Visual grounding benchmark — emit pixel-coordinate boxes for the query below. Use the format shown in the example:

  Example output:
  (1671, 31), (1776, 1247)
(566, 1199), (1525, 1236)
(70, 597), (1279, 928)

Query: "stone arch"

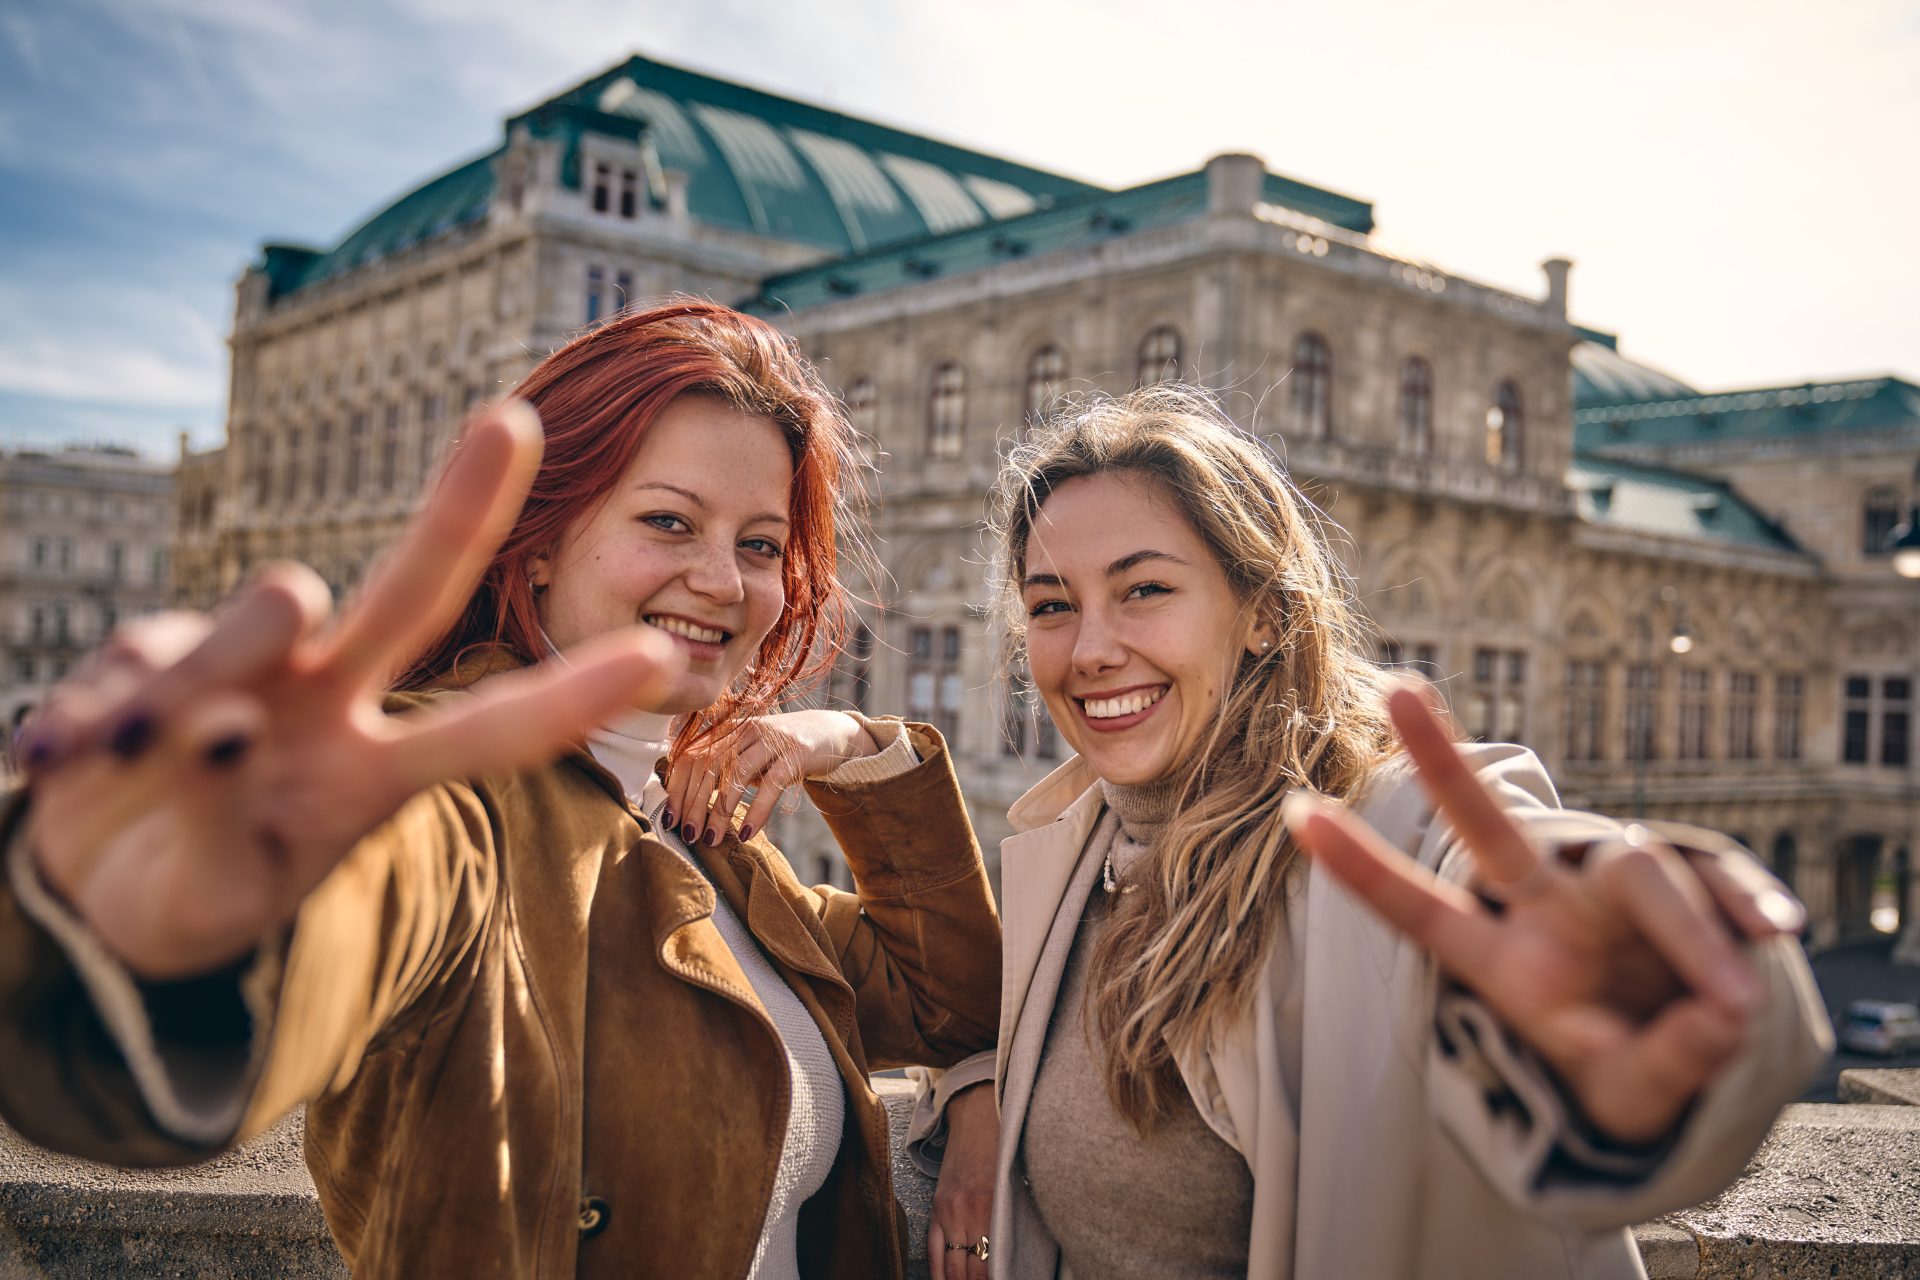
(1466, 563), (1542, 634)
(1834, 832), (1886, 941)
(1847, 616), (1913, 660)
(1559, 591), (1620, 648)
(1362, 543), (1458, 624)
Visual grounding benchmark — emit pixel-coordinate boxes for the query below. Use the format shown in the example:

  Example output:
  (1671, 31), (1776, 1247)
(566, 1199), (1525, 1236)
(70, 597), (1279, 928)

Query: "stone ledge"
(1640, 1103), (1920, 1279)
(1838, 1067), (1920, 1106)
(4, 1091), (1916, 1278)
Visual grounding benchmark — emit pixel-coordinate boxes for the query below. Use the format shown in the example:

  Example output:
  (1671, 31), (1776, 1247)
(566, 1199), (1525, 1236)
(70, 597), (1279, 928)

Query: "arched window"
(1486, 380), (1524, 470)
(846, 377), (878, 438)
(928, 363), (966, 459)
(1864, 485), (1902, 555)
(1025, 345), (1067, 424)
(1136, 326), (1181, 387)
(1399, 356), (1433, 455)
(1288, 332), (1332, 437)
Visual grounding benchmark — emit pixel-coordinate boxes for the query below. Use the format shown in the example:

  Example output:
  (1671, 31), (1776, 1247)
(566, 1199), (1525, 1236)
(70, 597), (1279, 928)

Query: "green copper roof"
(1572, 328), (1698, 409)
(743, 167), (1375, 314)
(258, 54), (1105, 299)
(1573, 375), (1920, 451)
(268, 151), (501, 296)
(532, 55), (1099, 252)
(1568, 453), (1802, 554)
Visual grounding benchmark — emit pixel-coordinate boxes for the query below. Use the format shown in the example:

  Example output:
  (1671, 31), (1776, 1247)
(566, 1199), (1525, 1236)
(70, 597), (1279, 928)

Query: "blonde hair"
(990, 385), (1398, 1130)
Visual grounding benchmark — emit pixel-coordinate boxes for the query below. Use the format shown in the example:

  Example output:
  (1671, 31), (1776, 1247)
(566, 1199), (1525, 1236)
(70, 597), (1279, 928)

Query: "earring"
(1259, 639), (1272, 652)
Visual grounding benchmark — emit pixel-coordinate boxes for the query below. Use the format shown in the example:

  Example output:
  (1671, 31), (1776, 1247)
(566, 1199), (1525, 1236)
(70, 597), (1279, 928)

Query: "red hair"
(398, 299), (864, 752)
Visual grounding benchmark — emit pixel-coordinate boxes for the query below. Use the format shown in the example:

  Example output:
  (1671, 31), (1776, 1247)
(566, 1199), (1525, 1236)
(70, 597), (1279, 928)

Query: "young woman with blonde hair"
(0, 300), (1000, 1280)
(917, 385), (1827, 1280)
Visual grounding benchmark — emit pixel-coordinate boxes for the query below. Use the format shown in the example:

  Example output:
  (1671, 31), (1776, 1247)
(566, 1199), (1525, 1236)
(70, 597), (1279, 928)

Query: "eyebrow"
(634, 482), (789, 527)
(1022, 549), (1189, 590)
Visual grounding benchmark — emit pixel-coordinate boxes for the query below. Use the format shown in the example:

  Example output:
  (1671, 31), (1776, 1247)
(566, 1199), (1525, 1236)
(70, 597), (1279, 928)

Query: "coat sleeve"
(0, 774), (499, 1167)
(1400, 746), (1832, 1229)
(801, 720), (1002, 1074)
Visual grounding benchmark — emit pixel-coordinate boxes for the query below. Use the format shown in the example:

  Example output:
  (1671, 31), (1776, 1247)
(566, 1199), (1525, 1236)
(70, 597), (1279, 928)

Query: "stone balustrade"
(3, 1074), (1916, 1278)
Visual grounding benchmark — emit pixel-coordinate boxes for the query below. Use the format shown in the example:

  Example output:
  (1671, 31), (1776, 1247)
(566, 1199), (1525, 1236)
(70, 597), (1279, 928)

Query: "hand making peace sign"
(16, 402), (683, 981)
(1284, 682), (1805, 1146)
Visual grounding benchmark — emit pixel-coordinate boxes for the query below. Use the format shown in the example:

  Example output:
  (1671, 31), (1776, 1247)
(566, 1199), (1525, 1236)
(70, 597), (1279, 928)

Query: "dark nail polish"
(705, 827), (723, 847)
(681, 824), (698, 845)
(205, 734), (250, 768)
(739, 825), (755, 843)
(661, 807), (676, 830)
(109, 714), (155, 761)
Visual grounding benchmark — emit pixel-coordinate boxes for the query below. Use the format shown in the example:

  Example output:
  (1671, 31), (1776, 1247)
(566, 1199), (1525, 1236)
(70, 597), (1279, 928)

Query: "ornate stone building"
(182, 52), (1915, 947)
(1, 446), (174, 755)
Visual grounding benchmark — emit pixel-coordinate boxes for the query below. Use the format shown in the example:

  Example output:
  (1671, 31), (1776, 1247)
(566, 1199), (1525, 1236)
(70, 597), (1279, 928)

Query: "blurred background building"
(139, 52), (1918, 950)
(0, 445), (174, 745)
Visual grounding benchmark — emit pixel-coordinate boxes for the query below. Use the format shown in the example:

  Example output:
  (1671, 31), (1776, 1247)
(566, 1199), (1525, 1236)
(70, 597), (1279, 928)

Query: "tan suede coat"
(0, 655), (1001, 1280)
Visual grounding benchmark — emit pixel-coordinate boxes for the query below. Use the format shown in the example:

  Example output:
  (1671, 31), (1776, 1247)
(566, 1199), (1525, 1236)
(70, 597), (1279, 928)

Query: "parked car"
(1836, 1000), (1920, 1057)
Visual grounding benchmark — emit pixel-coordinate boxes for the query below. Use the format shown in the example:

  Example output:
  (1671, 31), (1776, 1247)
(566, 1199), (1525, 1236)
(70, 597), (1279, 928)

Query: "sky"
(2, 0), (1916, 459)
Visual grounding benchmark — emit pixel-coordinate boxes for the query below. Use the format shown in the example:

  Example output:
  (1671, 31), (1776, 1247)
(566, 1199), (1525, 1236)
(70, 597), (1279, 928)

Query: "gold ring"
(944, 1235), (990, 1261)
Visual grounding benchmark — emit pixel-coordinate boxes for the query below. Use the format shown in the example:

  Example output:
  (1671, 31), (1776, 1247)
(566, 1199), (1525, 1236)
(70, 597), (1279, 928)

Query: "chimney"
(1206, 153), (1265, 217)
(1541, 257), (1573, 319)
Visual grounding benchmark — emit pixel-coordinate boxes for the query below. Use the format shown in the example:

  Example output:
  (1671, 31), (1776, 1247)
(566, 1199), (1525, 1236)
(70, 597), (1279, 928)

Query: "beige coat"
(977, 743), (1830, 1280)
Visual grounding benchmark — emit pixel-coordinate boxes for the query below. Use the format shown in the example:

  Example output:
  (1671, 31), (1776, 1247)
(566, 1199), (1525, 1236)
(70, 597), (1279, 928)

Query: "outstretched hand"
(17, 402), (683, 980)
(1283, 682), (1802, 1145)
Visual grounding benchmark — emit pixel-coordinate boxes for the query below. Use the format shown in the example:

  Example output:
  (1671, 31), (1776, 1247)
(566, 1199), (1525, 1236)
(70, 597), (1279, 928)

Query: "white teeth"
(1082, 688), (1167, 719)
(646, 616), (726, 644)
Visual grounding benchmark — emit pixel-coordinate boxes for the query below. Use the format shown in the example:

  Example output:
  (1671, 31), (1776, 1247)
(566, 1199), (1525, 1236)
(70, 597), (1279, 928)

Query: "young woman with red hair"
(0, 300), (1001, 1280)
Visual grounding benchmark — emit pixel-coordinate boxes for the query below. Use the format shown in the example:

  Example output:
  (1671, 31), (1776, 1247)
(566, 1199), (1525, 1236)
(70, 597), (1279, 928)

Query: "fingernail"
(681, 824), (698, 845)
(705, 827), (723, 847)
(204, 734), (250, 768)
(108, 713), (155, 761)
(739, 825), (755, 843)
(1757, 890), (1806, 935)
(1279, 791), (1325, 835)
(661, 807), (676, 830)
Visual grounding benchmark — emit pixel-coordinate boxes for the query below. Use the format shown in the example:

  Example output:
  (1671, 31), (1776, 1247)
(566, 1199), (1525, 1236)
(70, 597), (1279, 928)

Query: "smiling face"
(1021, 470), (1268, 786)
(532, 394), (793, 716)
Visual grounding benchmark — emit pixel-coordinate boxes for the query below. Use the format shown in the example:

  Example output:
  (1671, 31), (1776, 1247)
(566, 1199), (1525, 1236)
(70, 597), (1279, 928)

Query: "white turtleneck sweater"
(584, 709), (918, 1280)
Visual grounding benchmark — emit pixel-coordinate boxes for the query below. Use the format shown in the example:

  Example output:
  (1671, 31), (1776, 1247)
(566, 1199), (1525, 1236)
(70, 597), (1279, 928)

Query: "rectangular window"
(1727, 671), (1758, 760)
(1885, 678), (1912, 766)
(1625, 664), (1658, 761)
(14, 654), (32, 683)
(1677, 669), (1711, 760)
(591, 162), (611, 214)
(1775, 674), (1803, 760)
(314, 422), (332, 499)
(1468, 647), (1526, 743)
(346, 411), (367, 497)
(586, 265), (604, 324)
(619, 169), (638, 218)
(52, 602), (70, 644)
(1563, 659), (1606, 763)
(106, 542), (124, 581)
(1844, 708), (1872, 764)
(30, 537), (46, 569)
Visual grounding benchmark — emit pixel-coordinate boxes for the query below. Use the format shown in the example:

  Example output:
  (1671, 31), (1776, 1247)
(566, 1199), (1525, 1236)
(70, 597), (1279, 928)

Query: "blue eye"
(742, 538), (785, 558)
(1126, 582), (1171, 600)
(642, 514), (689, 533)
(1027, 599), (1070, 618)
